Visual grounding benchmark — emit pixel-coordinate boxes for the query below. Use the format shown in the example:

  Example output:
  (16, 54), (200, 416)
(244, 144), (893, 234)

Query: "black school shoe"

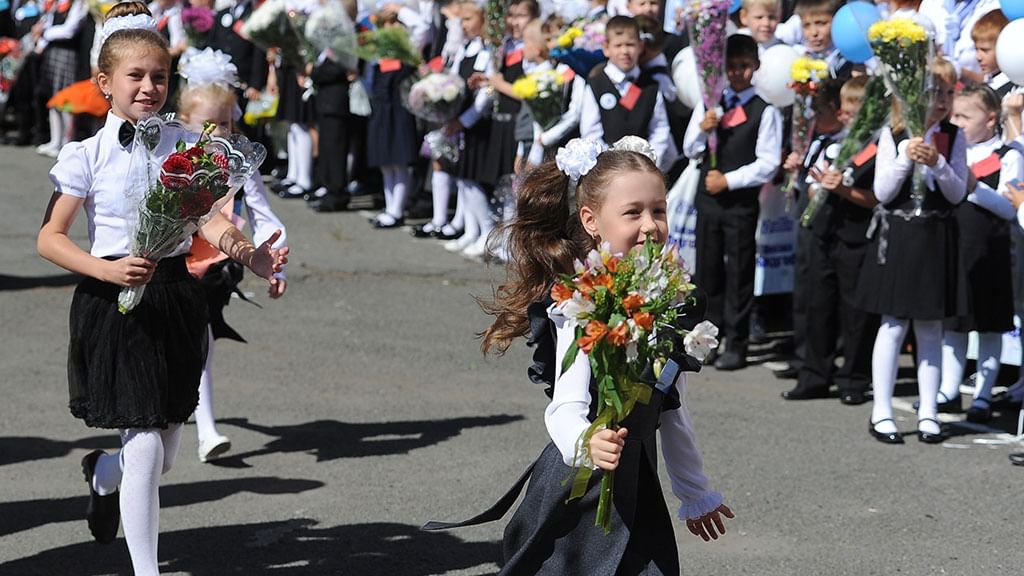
(81, 450), (120, 544)
(1009, 453), (1024, 466)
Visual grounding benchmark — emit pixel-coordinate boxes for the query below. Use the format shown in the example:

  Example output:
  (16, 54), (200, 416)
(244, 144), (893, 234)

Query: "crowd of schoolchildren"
(5, 0), (1024, 464)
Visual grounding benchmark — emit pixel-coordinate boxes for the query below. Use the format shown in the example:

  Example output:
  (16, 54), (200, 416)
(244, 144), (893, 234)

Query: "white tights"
(871, 316), (942, 435)
(430, 169), (453, 228)
(47, 108), (73, 149)
(380, 165), (411, 222)
(457, 179), (493, 244)
(194, 328), (220, 443)
(941, 331), (1002, 407)
(286, 123), (313, 189)
(91, 425), (183, 576)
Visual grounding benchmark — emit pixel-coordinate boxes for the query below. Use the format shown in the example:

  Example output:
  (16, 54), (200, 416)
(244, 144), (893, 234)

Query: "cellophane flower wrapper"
(869, 18), (933, 213)
(551, 238), (718, 533)
(421, 128), (461, 163)
(512, 69), (566, 130)
(801, 75), (890, 227)
(117, 116), (267, 313)
(356, 25), (421, 67)
(304, 0), (358, 70)
(683, 0), (731, 169)
(241, 0), (317, 69)
(783, 57), (828, 198)
(402, 71), (467, 123)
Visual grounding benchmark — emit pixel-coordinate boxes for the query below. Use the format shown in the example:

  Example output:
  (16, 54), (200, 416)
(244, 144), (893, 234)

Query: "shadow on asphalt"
(0, 435), (122, 467)
(208, 414), (525, 468)
(0, 476), (323, 538)
(0, 519), (501, 575)
(0, 273), (81, 291)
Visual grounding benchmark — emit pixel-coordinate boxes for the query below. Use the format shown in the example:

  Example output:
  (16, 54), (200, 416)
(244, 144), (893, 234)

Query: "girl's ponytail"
(479, 161), (590, 355)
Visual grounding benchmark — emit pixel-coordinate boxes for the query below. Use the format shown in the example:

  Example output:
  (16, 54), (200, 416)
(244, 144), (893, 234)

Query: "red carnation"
(162, 153), (194, 175)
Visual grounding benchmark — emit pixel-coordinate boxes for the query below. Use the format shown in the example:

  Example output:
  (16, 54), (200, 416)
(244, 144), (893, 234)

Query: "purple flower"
(182, 6), (215, 33)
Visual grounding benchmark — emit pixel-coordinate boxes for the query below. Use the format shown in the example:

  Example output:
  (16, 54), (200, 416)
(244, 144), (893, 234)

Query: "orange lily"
(551, 283), (574, 304)
(577, 320), (608, 353)
(632, 312), (654, 331)
(622, 293), (645, 314)
(606, 322), (629, 347)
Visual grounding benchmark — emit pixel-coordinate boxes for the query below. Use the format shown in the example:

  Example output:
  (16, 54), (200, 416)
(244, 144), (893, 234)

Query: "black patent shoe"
(839, 389), (867, 405)
(81, 450), (120, 544)
(435, 227), (463, 241)
(781, 386), (830, 400)
(917, 418), (946, 444)
(869, 418), (904, 444)
(371, 215), (405, 229)
(912, 392), (963, 414)
(1010, 452), (1024, 466)
(279, 185), (310, 200)
(965, 399), (992, 423)
(773, 365), (799, 380)
(411, 223), (439, 238)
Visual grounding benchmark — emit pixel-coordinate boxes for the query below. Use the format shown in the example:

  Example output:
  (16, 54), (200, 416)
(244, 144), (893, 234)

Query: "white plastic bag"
(667, 161), (700, 274)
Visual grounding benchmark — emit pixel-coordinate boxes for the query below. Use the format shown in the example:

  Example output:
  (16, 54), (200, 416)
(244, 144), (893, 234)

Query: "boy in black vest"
(682, 33), (783, 370)
(579, 15), (671, 168)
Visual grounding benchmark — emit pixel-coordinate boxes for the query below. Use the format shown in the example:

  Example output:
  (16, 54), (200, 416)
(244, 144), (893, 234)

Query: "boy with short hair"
(682, 33), (783, 370)
(792, 0), (850, 79)
(579, 15), (672, 168)
(972, 9), (1015, 98)
(739, 0), (781, 52)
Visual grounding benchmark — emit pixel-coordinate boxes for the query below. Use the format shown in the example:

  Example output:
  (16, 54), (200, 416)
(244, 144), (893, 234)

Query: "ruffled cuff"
(677, 490), (724, 521)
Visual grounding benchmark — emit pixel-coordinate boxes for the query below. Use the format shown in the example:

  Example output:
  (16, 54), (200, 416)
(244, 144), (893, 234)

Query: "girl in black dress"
(940, 83), (1022, 422)
(857, 59), (967, 444)
(36, 4), (287, 573)
(427, 139), (733, 574)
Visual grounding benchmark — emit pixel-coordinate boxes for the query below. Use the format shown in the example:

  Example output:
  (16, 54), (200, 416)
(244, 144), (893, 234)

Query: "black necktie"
(726, 93), (740, 110)
(118, 121), (135, 148)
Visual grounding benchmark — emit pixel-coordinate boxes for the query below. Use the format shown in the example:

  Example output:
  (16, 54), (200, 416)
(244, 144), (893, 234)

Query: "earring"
(103, 93), (112, 101)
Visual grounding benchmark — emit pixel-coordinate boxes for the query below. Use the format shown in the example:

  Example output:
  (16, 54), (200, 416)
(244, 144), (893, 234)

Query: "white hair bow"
(179, 47), (239, 89)
(98, 14), (158, 50)
(555, 136), (659, 183)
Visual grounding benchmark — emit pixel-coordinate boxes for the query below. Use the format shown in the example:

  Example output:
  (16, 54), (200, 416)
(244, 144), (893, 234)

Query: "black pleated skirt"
(68, 255), (209, 429)
(480, 118), (517, 185)
(855, 213), (963, 320)
(457, 117), (495, 186)
(367, 101), (419, 167)
(946, 203), (1014, 333)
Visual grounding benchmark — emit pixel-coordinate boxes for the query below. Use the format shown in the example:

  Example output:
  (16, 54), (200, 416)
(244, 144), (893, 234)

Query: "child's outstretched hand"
(268, 278), (287, 299)
(687, 504), (735, 542)
(250, 229), (289, 289)
(589, 427), (628, 471)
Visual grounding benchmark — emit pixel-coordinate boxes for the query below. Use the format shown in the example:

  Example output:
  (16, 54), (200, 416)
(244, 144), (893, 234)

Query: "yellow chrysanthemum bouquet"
(783, 57), (829, 197)
(869, 18), (933, 209)
(512, 69), (568, 130)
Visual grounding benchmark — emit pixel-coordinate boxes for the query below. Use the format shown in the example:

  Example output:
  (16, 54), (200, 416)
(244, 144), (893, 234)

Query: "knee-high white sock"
(381, 166), (397, 217)
(389, 165), (410, 220)
(463, 181), (494, 238)
(431, 170), (453, 228)
(871, 316), (908, 433)
(448, 182), (466, 232)
(291, 124), (313, 189)
(285, 126), (298, 183)
(973, 332), (1003, 404)
(194, 328), (219, 443)
(92, 450), (123, 496)
(60, 111), (73, 146)
(458, 180), (480, 242)
(119, 429), (165, 576)
(940, 330), (968, 402)
(48, 108), (62, 147)
(914, 320), (943, 434)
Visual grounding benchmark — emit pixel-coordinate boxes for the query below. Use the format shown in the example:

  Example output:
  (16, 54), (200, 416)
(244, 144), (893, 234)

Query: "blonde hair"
(742, 0), (779, 12)
(98, 1), (169, 75)
(840, 75), (869, 105)
(177, 83), (237, 118)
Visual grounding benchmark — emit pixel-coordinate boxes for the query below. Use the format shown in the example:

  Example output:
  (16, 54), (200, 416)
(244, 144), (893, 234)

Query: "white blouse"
(965, 135), (1021, 221)
(873, 124), (968, 206)
(49, 112), (199, 259)
(544, 304), (724, 521)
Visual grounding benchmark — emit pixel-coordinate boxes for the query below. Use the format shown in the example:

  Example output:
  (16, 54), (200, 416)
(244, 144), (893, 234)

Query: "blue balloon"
(831, 1), (882, 64)
(730, 0), (741, 14)
(1003, 0), (1024, 21)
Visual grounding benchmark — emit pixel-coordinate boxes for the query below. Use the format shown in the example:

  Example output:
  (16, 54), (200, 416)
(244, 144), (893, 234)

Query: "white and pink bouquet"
(181, 5), (214, 48)
(551, 236), (718, 532)
(682, 0), (731, 169)
(118, 117), (266, 313)
(403, 71), (466, 123)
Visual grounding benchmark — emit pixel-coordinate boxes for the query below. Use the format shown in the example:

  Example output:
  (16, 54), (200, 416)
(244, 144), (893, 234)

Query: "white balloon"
(997, 20), (1024, 85)
(672, 47), (704, 110)
(755, 44), (800, 108)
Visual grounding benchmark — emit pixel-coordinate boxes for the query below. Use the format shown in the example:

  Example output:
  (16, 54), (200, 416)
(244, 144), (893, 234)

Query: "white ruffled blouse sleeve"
(659, 374), (723, 520)
(544, 304), (596, 468)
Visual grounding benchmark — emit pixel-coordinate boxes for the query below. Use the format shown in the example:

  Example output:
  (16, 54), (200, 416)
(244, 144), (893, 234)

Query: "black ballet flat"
(434, 227), (463, 241)
(917, 418), (946, 444)
(869, 418), (904, 444)
(372, 216), (405, 229)
(912, 392), (963, 414)
(81, 450), (120, 544)
(839, 390), (867, 406)
(1010, 452), (1024, 466)
(965, 400), (992, 424)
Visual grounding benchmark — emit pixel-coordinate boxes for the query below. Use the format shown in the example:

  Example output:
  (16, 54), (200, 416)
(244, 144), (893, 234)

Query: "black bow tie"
(118, 121), (135, 148)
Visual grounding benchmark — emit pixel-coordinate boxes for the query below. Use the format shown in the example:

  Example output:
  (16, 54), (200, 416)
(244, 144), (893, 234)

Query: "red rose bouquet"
(118, 117), (266, 313)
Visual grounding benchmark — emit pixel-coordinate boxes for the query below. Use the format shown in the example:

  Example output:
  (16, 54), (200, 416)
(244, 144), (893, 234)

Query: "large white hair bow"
(554, 136), (659, 183)
(179, 47), (239, 89)
(98, 14), (158, 50)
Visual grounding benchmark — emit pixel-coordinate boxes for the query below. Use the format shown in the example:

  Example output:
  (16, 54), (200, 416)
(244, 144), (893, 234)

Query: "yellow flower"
(513, 76), (539, 100)
(868, 18), (927, 46)
(790, 57), (827, 84)
(558, 27), (583, 49)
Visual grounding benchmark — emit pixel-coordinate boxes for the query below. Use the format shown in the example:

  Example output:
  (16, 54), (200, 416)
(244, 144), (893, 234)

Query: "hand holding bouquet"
(402, 71), (466, 123)
(512, 69), (568, 130)
(869, 18), (932, 212)
(551, 238), (717, 533)
(682, 0), (732, 169)
(118, 118), (267, 313)
(783, 57), (828, 198)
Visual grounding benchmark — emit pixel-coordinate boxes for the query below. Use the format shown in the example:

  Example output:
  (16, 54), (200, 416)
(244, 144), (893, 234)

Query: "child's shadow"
(210, 414), (524, 468)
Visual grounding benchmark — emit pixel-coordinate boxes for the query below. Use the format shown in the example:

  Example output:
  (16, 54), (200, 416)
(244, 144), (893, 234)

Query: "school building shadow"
(208, 414), (524, 468)
(0, 519), (501, 576)
(0, 476), (323, 538)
